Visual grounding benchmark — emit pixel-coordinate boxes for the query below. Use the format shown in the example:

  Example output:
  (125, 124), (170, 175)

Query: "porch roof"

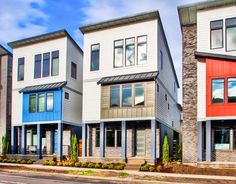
(19, 81), (67, 93)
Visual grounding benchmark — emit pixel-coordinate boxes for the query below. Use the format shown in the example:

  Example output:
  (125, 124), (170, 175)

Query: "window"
(38, 94), (45, 112)
(168, 103), (170, 110)
(18, 57), (24, 81)
(106, 128), (115, 147)
(212, 79), (224, 103)
(51, 51), (59, 76)
(228, 78), (236, 103)
(210, 20), (223, 49)
(226, 17), (236, 51)
(214, 128), (230, 150)
(160, 50), (163, 70)
(43, 52), (50, 77)
(122, 84), (132, 107)
(125, 38), (135, 66)
(34, 54), (41, 78)
(91, 44), (100, 71)
(29, 94), (36, 113)
(134, 84), (144, 106)
(65, 92), (69, 100)
(165, 94), (167, 101)
(137, 36), (147, 64)
(71, 62), (77, 79)
(114, 40), (123, 68)
(110, 85), (120, 107)
(95, 128), (100, 147)
(157, 84), (159, 92)
(117, 129), (121, 147)
(46, 93), (54, 112)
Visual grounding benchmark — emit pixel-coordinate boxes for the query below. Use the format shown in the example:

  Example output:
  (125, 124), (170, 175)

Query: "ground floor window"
(214, 128), (230, 150)
(95, 128), (100, 147)
(105, 127), (121, 147)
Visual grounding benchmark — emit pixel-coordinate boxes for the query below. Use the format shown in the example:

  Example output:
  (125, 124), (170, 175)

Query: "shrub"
(2, 135), (7, 158)
(81, 162), (88, 168)
(11, 159), (16, 163)
(114, 165), (124, 170)
(63, 161), (70, 166)
(27, 160), (33, 164)
(108, 163), (114, 169)
(140, 165), (149, 171)
(94, 162), (100, 169)
(75, 162), (81, 167)
(43, 160), (49, 165)
(101, 163), (109, 169)
(2, 159), (7, 163)
(69, 161), (75, 167)
(71, 134), (78, 161)
(87, 163), (95, 168)
(20, 160), (27, 164)
(0, 158), (2, 162)
(156, 165), (163, 172)
(49, 160), (56, 166)
(119, 171), (129, 177)
(6, 159), (11, 163)
(162, 136), (169, 164)
(57, 161), (63, 166)
(119, 162), (126, 167)
(149, 166), (155, 172)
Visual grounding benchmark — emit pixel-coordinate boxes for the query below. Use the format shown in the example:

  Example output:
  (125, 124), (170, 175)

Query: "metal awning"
(97, 71), (158, 85)
(19, 81), (67, 93)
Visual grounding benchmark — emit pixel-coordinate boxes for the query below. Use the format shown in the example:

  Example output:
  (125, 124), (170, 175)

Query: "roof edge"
(195, 51), (236, 61)
(0, 45), (12, 56)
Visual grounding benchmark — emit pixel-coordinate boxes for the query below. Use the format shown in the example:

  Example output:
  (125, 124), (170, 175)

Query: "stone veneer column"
(182, 25), (198, 163)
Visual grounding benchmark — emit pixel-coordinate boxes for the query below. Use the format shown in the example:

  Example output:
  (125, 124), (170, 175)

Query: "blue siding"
(23, 90), (62, 122)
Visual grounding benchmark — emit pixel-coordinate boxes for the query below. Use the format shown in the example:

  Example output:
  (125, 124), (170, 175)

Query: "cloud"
(0, 0), (48, 46)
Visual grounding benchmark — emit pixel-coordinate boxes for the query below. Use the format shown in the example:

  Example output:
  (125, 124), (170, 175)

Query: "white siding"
(12, 90), (22, 126)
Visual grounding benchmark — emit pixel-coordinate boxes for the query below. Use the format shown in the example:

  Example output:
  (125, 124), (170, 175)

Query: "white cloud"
(0, 0), (48, 45)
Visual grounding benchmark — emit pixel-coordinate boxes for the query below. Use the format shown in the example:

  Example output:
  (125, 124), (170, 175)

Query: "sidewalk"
(0, 163), (235, 183)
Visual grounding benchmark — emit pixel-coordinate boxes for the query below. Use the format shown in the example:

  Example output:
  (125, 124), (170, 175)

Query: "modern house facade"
(80, 11), (181, 164)
(8, 30), (83, 159)
(0, 45), (12, 154)
(179, 0), (236, 163)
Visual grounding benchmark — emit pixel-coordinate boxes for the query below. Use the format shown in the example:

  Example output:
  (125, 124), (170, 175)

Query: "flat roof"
(178, 0), (236, 26)
(0, 45), (12, 56)
(8, 29), (83, 53)
(195, 51), (236, 61)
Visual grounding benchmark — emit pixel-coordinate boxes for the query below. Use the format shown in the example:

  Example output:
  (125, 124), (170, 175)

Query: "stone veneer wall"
(182, 25), (198, 163)
(213, 150), (236, 162)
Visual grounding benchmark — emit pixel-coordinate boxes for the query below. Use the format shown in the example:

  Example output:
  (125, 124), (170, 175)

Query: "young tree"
(2, 135), (7, 158)
(71, 134), (78, 161)
(162, 136), (169, 164)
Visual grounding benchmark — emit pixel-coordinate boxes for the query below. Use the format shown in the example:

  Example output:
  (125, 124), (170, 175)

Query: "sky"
(0, 0), (203, 103)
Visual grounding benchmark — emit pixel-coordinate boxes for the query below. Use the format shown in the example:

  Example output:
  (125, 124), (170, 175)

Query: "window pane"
(122, 84), (132, 107)
(38, 94), (45, 112)
(226, 27), (236, 51)
(211, 29), (223, 49)
(114, 40), (123, 68)
(43, 53), (50, 77)
(110, 86), (120, 107)
(125, 38), (135, 66)
(95, 128), (100, 147)
(214, 128), (230, 150)
(91, 44), (99, 71)
(117, 129), (121, 147)
(34, 54), (41, 78)
(135, 84), (144, 106)
(46, 93), (54, 112)
(212, 79), (224, 103)
(18, 58), (24, 81)
(51, 51), (59, 76)
(228, 78), (236, 103)
(106, 128), (115, 147)
(210, 20), (223, 29)
(29, 94), (36, 113)
(71, 62), (77, 79)
(160, 50), (163, 70)
(138, 42), (147, 64)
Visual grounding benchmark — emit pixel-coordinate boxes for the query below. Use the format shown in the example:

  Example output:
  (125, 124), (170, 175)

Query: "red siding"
(206, 58), (236, 117)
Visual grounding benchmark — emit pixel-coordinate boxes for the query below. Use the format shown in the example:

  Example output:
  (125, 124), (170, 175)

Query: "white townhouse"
(80, 11), (181, 164)
(8, 30), (83, 160)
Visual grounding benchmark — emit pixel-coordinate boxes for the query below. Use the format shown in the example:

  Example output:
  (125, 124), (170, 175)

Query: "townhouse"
(178, 0), (236, 162)
(80, 11), (181, 164)
(0, 45), (12, 154)
(8, 30), (83, 160)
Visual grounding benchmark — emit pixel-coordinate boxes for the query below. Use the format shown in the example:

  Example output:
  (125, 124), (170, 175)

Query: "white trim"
(83, 117), (155, 124)
(63, 120), (82, 126)
(198, 116), (236, 121)
(21, 120), (61, 125)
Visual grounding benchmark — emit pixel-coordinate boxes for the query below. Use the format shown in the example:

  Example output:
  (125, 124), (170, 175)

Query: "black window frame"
(90, 44), (100, 71)
(114, 39), (124, 68)
(34, 54), (42, 79)
(110, 85), (120, 108)
(51, 50), (59, 76)
(65, 92), (69, 100)
(211, 78), (225, 104)
(125, 37), (135, 67)
(71, 62), (77, 79)
(210, 19), (223, 50)
(29, 94), (36, 113)
(95, 128), (100, 147)
(17, 57), (24, 81)
(227, 77), (236, 103)
(46, 92), (54, 112)
(43, 52), (50, 77)
(106, 128), (115, 147)
(122, 84), (132, 107)
(226, 17), (236, 52)
(137, 35), (147, 65)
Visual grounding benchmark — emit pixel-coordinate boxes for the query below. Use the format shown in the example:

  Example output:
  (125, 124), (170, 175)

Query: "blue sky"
(0, 0), (202, 102)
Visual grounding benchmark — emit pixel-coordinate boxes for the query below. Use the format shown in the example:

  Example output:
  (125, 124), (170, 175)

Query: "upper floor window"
(210, 20), (223, 49)
(137, 35), (147, 65)
(43, 52), (50, 77)
(125, 38), (135, 66)
(65, 92), (69, 100)
(51, 50), (59, 76)
(122, 84), (132, 107)
(226, 17), (236, 51)
(46, 92), (54, 112)
(91, 44), (100, 71)
(212, 79), (224, 104)
(110, 85), (120, 107)
(114, 40), (123, 68)
(71, 62), (77, 79)
(18, 57), (24, 81)
(29, 94), (36, 113)
(134, 84), (144, 106)
(38, 94), (45, 112)
(228, 78), (236, 103)
(160, 50), (163, 70)
(34, 54), (41, 79)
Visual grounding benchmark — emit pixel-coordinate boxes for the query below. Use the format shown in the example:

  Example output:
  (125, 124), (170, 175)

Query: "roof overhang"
(195, 51), (236, 61)
(0, 45), (12, 56)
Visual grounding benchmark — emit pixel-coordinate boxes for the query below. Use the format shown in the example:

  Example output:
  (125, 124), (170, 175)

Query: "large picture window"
(125, 38), (135, 66)
(210, 20), (223, 49)
(46, 92), (54, 112)
(228, 78), (236, 103)
(114, 40), (123, 68)
(43, 52), (50, 77)
(51, 51), (59, 76)
(212, 79), (224, 104)
(110, 85), (120, 107)
(122, 84), (132, 107)
(106, 128), (115, 147)
(214, 128), (230, 150)
(91, 44), (100, 71)
(18, 57), (24, 81)
(29, 94), (36, 113)
(134, 84), (144, 106)
(137, 36), (147, 64)
(226, 17), (236, 51)
(38, 94), (45, 112)
(34, 54), (41, 79)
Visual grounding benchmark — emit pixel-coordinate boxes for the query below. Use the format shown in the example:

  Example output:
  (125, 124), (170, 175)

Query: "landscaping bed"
(0, 157), (35, 164)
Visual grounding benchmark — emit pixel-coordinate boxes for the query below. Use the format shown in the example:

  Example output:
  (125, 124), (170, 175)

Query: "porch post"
(58, 122), (63, 161)
(206, 120), (211, 162)
(151, 120), (156, 162)
(21, 125), (26, 155)
(121, 121), (127, 161)
(11, 126), (16, 154)
(82, 123), (87, 157)
(37, 124), (42, 158)
(100, 122), (105, 158)
(198, 121), (203, 162)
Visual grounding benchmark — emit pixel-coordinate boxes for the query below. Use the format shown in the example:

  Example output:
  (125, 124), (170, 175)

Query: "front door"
(135, 128), (145, 156)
